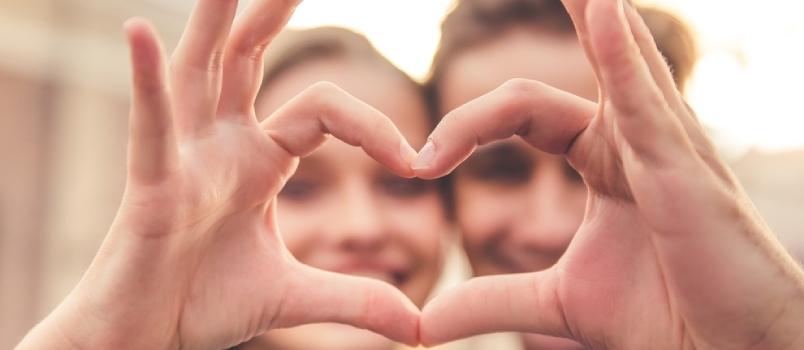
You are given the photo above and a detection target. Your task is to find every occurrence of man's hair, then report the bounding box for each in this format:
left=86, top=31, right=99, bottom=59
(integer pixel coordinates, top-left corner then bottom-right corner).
left=425, top=0, right=698, bottom=112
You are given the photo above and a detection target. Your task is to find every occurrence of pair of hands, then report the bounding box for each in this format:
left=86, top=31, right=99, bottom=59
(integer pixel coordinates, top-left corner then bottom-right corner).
left=17, top=0, right=804, bottom=349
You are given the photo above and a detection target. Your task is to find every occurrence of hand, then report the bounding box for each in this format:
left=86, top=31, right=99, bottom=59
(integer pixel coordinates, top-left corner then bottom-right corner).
left=415, top=0, right=804, bottom=348
left=16, top=1, right=420, bottom=349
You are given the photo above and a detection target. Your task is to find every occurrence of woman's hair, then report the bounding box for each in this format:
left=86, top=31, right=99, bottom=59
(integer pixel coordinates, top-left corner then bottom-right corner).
left=259, top=26, right=425, bottom=113
left=425, top=0, right=698, bottom=108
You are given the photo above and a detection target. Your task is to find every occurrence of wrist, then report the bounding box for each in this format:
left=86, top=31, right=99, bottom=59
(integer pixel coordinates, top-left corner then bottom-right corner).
left=16, top=284, right=180, bottom=350
left=15, top=305, right=82, bottom=350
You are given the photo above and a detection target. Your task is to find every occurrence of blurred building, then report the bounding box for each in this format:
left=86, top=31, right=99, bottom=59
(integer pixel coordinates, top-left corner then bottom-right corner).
left=0, top=0, right=186, bottom=347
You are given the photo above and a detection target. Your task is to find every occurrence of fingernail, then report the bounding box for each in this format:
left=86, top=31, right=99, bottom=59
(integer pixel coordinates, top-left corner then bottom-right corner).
left=400, top=141, right=417, bottom=167
left=411, top=139, right=435, bottom=170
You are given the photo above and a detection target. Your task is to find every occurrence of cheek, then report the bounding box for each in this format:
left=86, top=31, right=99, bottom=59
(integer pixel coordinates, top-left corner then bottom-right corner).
left=454, top=180, right=515, bottom=249
left=385, top=195, right=447, bottom=263
left=383, top=195, right=448, bottom=305
left=276, top=200, right=329, bottom=260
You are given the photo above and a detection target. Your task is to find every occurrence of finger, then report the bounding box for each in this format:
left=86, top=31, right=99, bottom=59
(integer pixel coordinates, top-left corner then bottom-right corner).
left=623, top=4, right=684, bottom=109
left=560, top=0, right=605, bottom=102
left=217, top=0, right=302, bottom=118
left=169, top=0, right=239, bottom=132
left=277, top=264, right=420, bottom=346
left=585, top=0, right=692, bottom=164
left=624, top=5, right=732, bottom=178
left=411, top=79, right=595, bottom=179
left=420, top=272, right=571, bottom=347
left=124, top=18, right=178, bottom=184
left=261, top=82, right=417, bottom=177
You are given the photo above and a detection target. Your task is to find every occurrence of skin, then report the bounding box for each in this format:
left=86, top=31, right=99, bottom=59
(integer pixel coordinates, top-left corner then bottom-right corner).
left=243, top=57, right=446, bottom=349
left=416, top=0, right=804, bottom=349
left=439, top=26, right=598, bottom=350
left=15, top=1, right=422, bottom=349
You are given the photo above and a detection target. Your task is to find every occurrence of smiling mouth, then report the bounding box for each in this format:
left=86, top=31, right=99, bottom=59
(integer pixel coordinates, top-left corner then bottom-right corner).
left=344, top=269, right=410, bottom=288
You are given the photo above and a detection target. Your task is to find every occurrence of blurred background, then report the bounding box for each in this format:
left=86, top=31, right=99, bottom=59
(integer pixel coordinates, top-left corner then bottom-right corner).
left=1, top=0, right=802, bottom=347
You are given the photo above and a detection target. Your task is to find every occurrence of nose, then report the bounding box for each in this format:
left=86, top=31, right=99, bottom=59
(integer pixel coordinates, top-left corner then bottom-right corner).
left=328, top=178, right=387, bottom=252
left=512, top=164, right=584, bottom=258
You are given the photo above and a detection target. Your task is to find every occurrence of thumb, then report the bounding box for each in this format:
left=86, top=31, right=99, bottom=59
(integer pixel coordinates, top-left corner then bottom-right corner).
left=275, top=263, right=421, bottom=347
left=420, top=271, right=571, bottom=347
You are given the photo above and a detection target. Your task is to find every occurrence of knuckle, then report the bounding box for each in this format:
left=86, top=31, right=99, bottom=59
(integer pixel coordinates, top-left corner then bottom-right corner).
left=442, top=106, right=468, bottom=128
left=306, top=80, right=341, bottom=96
left=360, top=284, right=384, bottom=327
left=208, top=51, right=224, bottom=71
left=167, top=50, right=223, bottom=76
left=500, top=78, right=545, bottom=98
left=300, top=81, right=341, bottom=110
left=234, top=43, right=267, bottom=62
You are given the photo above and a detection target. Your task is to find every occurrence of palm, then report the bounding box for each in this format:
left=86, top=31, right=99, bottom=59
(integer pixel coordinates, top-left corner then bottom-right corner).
left=128, top=122, right=296, bottom=347
left=554, top=105, right=689, bottom=348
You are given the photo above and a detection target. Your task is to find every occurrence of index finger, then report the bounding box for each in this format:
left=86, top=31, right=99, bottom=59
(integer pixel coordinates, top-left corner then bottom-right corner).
left=412, top=79, right=595, bottom=179
left=261, top=82, right=418, bottom=178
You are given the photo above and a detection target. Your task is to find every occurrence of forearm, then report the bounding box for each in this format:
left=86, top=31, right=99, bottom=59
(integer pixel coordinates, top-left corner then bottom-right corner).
left=15, top=294, right=181, bottom=350
left=15, top=237, right=182, bottom=350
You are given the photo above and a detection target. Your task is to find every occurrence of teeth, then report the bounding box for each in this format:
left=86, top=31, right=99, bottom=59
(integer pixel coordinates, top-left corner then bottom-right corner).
left=351, top=271, right=395, bottom=285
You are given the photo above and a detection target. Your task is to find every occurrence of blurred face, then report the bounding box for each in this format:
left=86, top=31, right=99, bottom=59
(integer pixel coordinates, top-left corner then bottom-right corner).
left=250, top=57, right=447, bottom=350
left=438, top=28, right=597, bottom=349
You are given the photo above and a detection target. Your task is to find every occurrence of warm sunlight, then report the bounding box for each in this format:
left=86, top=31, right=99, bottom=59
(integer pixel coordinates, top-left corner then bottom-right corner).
left=643, top=0, right=804, bottom=154
left=287, top=0, right=453, bottom=81
left=287, top=0, right=804, bottom=154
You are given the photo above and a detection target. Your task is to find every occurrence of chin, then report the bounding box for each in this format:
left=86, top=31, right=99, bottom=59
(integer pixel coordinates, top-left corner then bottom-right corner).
left=521, top=333, right=587, bottom=350
left=256, top=323, right=395, bottom=350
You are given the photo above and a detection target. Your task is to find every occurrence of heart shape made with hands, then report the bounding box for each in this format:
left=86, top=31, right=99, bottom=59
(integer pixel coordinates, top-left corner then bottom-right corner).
left=48, top=0, right=799, bottom=349
left=72, top=1, right=426, bottom=348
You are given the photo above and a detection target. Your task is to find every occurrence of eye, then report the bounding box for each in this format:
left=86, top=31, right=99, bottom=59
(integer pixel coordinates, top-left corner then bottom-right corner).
left=475, top=160, right=531, bottom=184
left=279, top=178, right=320, bottom=201
left=460, top=157, right=532, bottom=185
left=457, top=143, right=534, bottom=186
left=379, top=176, right=432, bottom=197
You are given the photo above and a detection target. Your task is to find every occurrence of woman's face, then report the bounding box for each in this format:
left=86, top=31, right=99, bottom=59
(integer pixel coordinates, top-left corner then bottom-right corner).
left=252, top=57, right=447, bottom=350
left=438, top=28, right=597, bottom=350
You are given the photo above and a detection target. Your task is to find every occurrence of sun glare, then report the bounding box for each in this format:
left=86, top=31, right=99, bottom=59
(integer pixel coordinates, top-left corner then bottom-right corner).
left=287, top=0, right=453, bottom=81
left=287, top=0, right=804, bottom=154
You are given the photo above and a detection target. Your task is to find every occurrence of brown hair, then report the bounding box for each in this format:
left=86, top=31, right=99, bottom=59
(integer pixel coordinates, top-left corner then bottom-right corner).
left=637, top=6, right=698, bottom=92
left=260, top=26, right=418, bottom=105
left=425, top=0, right=698, bottom=111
